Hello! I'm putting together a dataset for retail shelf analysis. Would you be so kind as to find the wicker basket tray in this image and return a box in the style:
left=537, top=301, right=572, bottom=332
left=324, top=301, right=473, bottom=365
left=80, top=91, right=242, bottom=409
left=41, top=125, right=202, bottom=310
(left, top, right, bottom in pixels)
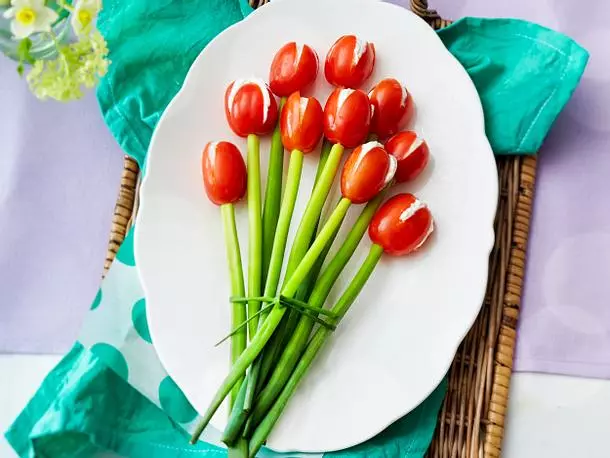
left=104, top=1, right=536, bottom=456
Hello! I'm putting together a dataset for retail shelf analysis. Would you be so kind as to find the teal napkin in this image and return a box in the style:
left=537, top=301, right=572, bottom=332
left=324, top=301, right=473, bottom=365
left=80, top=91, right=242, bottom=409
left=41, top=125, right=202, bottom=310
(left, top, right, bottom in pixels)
left=438, top=18, right=589, bottom=154
left=5, top=5, right=588, bottom=458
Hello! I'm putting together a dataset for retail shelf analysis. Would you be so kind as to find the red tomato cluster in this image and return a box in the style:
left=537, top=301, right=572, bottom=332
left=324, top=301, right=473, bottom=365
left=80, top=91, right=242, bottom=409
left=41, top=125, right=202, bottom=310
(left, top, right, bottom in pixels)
left=204, top=35, right=434, bottom=242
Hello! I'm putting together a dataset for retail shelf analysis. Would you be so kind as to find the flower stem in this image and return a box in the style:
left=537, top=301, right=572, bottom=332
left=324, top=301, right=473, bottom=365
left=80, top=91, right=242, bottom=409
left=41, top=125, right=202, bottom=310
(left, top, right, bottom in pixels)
left=261, top=98, right=286, bottom=286
left=248, top=194, right=384, bottom=427
left=190, top=146, right=346, bottom=444
left=282, top=197, right=352, bottom=306
left=229, top=150, right=303, bottom=427
left=261, top=150, right=304, bottom=315
left=248, top=244, right=385, bottom=457
left=247, top=134, right=263, bottom=340
left=313, top=139, right=333, bottom=185
left=283, top=143, right=345, bottom=281
left=244, top=142, right=345, bottom=409
left=220, top=203, right=247, bottom=407
left=255, top=196, right=352, bottom=384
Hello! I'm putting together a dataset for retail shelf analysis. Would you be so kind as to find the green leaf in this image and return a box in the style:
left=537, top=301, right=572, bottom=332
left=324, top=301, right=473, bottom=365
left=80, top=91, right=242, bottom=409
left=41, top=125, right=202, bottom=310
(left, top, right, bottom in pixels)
left=17, top=38, right=35, bottom=65
left=17, top=63, right=24, bottom=77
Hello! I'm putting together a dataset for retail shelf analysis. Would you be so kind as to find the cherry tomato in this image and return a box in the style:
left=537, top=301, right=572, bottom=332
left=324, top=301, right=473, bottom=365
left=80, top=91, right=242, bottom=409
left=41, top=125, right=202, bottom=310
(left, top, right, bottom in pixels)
left=225, top=79, right=278, bottom=137
left=369, top=78, right=413, bottom=140
left=201, top=141, right=247, bottom=206
left=269, top=42, right=319, bottom=97
left=341, top=141, right=396, bottom=204
left=325, top=35, right=375, bottom=88
left=324, top=88, right=371, bottom=148
left=280, top=91, right=324, bottom=153
left=368, top=193, right=434, bottom=256
left=384, top=131, right=430, bottom=183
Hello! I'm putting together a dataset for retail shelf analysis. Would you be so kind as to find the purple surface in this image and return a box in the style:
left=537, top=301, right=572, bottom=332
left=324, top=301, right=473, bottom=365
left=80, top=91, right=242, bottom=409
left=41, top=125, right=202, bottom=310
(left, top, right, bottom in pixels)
left=398, top=0, right=610, bottom=378
left=0, top=57, right=124, bottom=354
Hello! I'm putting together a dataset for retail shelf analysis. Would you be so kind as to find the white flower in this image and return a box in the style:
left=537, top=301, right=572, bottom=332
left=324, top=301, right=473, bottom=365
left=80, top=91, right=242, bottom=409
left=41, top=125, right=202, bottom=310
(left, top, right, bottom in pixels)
left=3, top=0, right=59, bottom=39
left=70, top=0, right=101, bottom=36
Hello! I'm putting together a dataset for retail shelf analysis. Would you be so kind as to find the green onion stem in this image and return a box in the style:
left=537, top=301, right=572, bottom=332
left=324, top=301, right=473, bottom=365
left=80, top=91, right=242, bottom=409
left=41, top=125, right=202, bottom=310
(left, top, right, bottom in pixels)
left=314, top=139, right=333, bottom=184
left=261, top=98, right=287, bottom=286
left=223, top=380, right=249, bottom=445
left=223, top=150, right=304, bottom=441
left=282, top=196, right=352, bottom=297
left=190, top=144, right=345, bottom=444
left=248, top=244, right=385, bottom=457
left=243, top=142, right=345, bottom=409
left=283, top=143, right=345, bottom=281
left=253, top=195, right=352, bottom=394
left=227, top=439, right=248, bottom=458
left=260, top=151, right=304, bottom=315
left=247, top=134, right=263, bottom=340
left=220, top=203, right=247, bottom=408
left=260, top=139, right=337, bottom=379
left=249, top=194, right=384, bottom=427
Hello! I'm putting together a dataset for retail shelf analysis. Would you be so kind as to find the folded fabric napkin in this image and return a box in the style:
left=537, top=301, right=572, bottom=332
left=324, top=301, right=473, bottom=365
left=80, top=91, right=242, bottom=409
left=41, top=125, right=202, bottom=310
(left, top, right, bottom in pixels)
left=5, top=1, right=587, bottom=456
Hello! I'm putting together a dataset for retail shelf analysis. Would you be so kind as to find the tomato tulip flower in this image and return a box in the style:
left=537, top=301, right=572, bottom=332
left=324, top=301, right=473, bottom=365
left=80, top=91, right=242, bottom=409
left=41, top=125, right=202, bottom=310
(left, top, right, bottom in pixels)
left=263, top=43, right=318, bottom=318
left=280, top=92, right=324, bottom=153
left=247, top=193, right=434, bottom=457
left=341, top=141, right=397, bottom=204
left=369, top=193, right=434, bottom=255
left=225, top=79, right=278, bottom=137
left=369, top=78, right=413, bottom=140
left=324, top=88, right=371, bottom=148
left=385, top=131, right=430, bottom=183
left=325, top=35, right=375, bottom=89
left=202, top=141, right=247, bottom=205
left=259, top=91, right=324, bottom=311
left=201, top=141, right=248, bottom=406
left=224, top=78, right=279, bottom=360
left=269, top=42, right=319, bottom=97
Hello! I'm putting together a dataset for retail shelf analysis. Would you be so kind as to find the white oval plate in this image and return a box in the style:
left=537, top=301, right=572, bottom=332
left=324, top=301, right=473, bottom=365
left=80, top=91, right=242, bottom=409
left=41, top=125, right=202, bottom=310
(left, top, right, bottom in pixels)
left=135, top=0, right=497, bottom=453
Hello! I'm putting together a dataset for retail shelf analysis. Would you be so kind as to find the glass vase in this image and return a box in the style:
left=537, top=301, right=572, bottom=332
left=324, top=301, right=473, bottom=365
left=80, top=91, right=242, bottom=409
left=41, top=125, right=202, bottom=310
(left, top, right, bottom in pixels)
left=0, top=1, right=71, bottom=62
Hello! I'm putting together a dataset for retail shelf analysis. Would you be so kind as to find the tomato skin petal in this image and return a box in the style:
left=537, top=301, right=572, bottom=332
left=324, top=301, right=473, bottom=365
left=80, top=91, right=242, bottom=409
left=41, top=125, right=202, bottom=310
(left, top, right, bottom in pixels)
left=280, top=91, right=324, bottom=153
left=270, top=42, right=319, bottom=97
left=225, top=80, right=279, bottom=137
left=202, top=141, right=247, bottom=206
left=325, top=35, right=375, bottom=89
left=368, top=193, right=434, bottom=256
left=369, top=78, right=413, bottom=140
left=385, top=131, right=430, bottom=183
left=341, top=142, right=394, bottom=204
left=323, top=88, right=371, bottom=148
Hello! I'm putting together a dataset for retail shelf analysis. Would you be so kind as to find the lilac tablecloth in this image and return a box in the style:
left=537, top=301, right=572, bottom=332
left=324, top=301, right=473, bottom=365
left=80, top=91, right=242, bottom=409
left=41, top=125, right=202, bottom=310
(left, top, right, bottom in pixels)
left=0, top=59, right=124, bottom=353
left=2, top=0, right=610, bottom=380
